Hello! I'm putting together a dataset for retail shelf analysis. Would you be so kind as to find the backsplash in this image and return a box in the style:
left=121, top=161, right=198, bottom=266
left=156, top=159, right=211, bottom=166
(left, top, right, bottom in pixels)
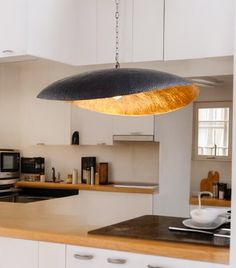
left=21, top=143, right=159, bottom=184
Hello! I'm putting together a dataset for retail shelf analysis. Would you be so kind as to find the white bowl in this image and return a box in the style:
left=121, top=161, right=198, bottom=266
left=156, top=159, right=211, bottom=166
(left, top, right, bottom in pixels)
left=190, top=208, right=220, bottom=225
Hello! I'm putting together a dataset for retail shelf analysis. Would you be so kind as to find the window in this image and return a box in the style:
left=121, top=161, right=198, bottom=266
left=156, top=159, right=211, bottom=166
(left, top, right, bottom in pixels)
left=193, top=102, right=232, bottom=161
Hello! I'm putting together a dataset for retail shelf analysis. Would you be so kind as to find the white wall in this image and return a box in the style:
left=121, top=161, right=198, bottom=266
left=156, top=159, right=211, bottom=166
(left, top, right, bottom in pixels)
left=0, top=64, right=21, bottom=148
left=190, top=79, right=233, bottom=194
left=154, top=105, right=193, bottom=217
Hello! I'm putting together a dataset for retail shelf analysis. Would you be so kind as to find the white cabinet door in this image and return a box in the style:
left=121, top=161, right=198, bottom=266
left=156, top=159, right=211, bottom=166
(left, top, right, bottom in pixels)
left=0, top=237, right=38, bottom=268
left=0, top=0, right=27, bottom=59
left=113, top=115, right=154, bottom=135
left=28, top=99, right=71, bottom=145
left=71, top=106, right=113, bottom=145
left=39, top=241, right=66, bottom=268
left=132, top=0, right=164, bottom=62
left=28, top=0, right=96, bottom=66
left=71, top=108, right=154, bottom=145
left=164, top=0, right=234, bottom=60
left=96, top=0, right=133, bottom=64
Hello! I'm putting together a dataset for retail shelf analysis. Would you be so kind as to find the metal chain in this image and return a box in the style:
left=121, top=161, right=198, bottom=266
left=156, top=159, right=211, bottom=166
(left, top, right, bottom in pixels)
left=115, top=0, right=120, bottom=69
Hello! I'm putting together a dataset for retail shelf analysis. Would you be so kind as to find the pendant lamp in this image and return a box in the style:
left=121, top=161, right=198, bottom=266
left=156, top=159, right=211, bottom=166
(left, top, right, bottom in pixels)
left=37, top=1, right=199, bottom=116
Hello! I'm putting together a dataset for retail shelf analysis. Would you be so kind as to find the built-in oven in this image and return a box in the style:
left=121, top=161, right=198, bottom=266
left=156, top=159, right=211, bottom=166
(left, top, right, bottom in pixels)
left=0, top=149, right=20, bottom=187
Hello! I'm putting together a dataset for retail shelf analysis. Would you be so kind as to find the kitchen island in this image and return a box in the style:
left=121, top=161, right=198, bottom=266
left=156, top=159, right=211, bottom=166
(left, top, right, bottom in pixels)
left=0, top=195, right=229, bottom=267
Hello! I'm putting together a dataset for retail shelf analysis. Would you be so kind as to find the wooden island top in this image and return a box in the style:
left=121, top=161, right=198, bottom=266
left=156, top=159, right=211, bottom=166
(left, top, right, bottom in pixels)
left=0, top=196, right=229, bottom=265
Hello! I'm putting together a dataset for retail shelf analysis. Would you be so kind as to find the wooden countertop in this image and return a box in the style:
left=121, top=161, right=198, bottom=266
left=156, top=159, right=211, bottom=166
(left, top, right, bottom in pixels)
left=16, top=181, right=158, bottom=194
left=0, top=197, right=229, bottom=265
left=190, top=196, right=231, bottom=207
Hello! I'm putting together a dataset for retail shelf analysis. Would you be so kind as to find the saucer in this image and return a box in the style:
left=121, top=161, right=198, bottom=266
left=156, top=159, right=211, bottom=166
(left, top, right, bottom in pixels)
left=183, top=217, right=227, bottom=230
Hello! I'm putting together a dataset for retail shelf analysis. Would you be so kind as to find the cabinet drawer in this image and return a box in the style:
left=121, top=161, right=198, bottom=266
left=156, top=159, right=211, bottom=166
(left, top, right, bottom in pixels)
left=66, top=245, right=228, bottom=268
left=67, top=246, right=142, bottom=268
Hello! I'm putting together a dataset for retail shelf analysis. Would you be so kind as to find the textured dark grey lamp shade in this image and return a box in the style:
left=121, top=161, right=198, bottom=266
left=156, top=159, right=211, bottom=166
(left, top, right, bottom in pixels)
left=37, top=68, right=199, bottom=116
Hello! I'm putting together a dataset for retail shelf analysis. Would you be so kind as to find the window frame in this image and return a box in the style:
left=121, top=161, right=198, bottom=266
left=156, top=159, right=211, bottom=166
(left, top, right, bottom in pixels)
left=193, top=101, right=232, bottom=161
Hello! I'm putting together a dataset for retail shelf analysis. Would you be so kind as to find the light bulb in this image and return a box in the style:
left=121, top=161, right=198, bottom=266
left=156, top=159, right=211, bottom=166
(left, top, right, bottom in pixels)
left=113, top=95, right=122, bottom=100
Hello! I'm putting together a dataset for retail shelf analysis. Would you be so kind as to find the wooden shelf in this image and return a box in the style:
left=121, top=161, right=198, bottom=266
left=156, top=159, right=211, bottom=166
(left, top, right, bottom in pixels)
left=190, top=196, right=231, bottom=207
left=16, top=181, right=158, bottom=194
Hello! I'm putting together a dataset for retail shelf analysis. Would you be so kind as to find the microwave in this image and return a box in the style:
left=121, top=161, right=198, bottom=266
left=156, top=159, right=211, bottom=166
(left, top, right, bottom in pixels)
left=0, top=150, right=20, bottom=181
left=21, top=157, right=45, bottom=174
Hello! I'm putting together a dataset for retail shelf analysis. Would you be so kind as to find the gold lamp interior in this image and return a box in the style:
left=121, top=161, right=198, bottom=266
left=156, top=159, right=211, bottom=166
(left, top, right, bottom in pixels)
left=70, top=84, right=199, bottom=116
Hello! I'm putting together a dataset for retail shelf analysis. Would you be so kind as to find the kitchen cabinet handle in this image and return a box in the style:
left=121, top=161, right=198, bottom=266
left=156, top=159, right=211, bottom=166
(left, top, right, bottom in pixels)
left=2, top=49, right=13, bottom=53
left=107, top=258, right=127, bottom=264
left=147, top=265, right=163, bottom=268
left=74, top=253, right=94, bottom=260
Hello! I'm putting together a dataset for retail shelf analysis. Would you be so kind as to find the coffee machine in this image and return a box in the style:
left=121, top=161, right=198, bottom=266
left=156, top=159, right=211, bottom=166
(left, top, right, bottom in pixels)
left=81, top=157, right=96, bottom=184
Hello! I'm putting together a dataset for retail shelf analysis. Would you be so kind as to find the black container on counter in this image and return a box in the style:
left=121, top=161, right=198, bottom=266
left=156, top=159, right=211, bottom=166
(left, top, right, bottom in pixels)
left=218, top=183, right=227, bottom=200
left=225, top=188, right=231, bottom=200
left=81, top=157, right=96, bottom=184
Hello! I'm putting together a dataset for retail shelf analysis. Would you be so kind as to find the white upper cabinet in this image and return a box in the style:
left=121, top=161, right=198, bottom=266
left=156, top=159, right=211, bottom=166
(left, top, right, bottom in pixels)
left=96, top=0, right=133, bottom=64
left=132, top=0, right=164, bottom=62
left=71, top=107, right=113, bottom=145
left=27, top=99, right=71, bottom=146
left=113, top=116, right=154, bottom=136
left=0, top=0, right=28, bottom=59
left=19, top=62, right=73, bottom=146
left=28, top=0, right=97, bottom=66
left=164, top=0, right=234, bottom=60
left=70, top=107, right=155, bottom=145
left=1, top=0, right=234, bottom=64
left=27, top=0, right=164, bottom=65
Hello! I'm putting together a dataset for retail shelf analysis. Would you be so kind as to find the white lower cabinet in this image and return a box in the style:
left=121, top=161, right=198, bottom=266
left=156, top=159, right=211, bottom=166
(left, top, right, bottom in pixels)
left=0, top=237, right=38, bottom=268
left=0, top=237, right=229, bottom=268
left=66, top=245, right=228, bottom=268
left=39, top=241, right=66, bottom=268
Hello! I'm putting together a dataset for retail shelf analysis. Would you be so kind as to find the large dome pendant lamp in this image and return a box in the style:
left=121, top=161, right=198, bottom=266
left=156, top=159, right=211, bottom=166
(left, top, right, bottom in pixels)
left=37, top=0, right=199, bottom=116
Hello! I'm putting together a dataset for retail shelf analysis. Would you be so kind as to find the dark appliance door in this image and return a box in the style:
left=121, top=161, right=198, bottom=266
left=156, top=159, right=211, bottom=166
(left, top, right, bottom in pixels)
left=1, top=152, right=20, bottom=172
left=21, top=157, right=45, bottom=174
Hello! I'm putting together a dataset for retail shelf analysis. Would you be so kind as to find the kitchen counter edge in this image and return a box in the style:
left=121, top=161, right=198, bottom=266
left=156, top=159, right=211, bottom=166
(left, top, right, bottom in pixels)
left=190, top=196, right=231, bottom=207
left=16, top=181, right=158, bottom=194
